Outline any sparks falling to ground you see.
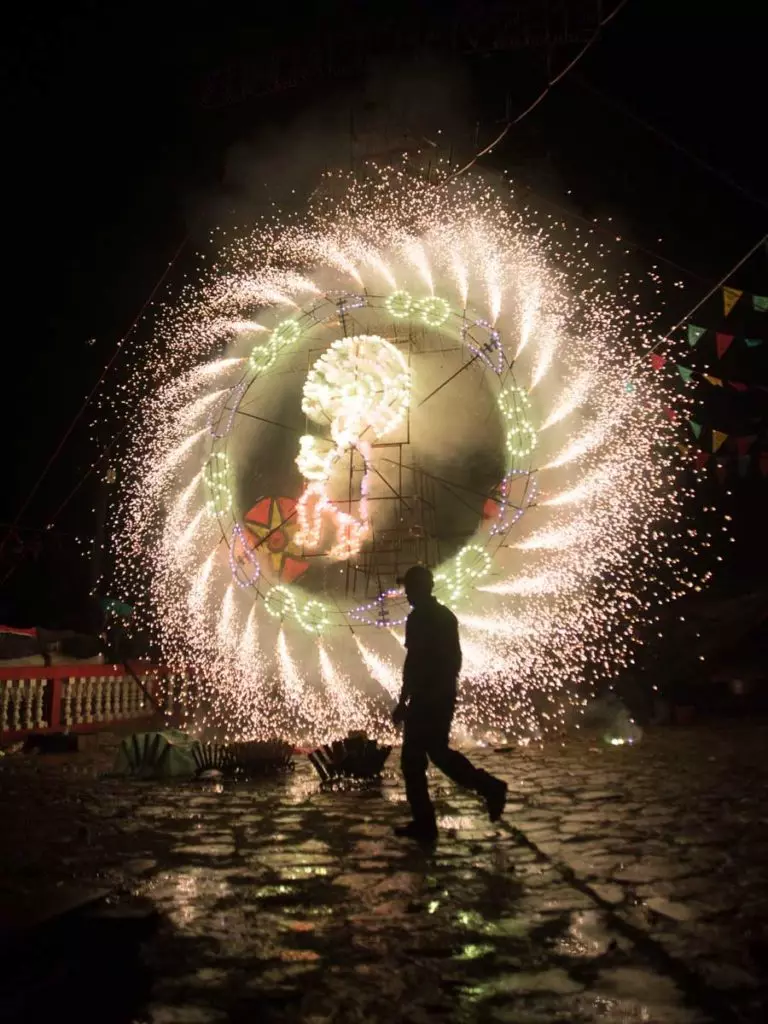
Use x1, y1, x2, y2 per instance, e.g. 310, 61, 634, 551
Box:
112, 163, 717, 745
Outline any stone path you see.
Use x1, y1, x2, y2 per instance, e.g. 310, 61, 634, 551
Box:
2, 724, 768, 1022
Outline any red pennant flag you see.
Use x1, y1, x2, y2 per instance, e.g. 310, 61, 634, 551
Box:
694, 451, 710, 470
760, 452, 768, 477
650, 353, 666, 370
736, 435, 757, 457
728, 380, 748, 392
663, 406, 678, 423
716, 333, 734, 358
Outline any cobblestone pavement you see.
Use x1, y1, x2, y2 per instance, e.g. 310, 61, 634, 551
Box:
2, 723, 768, 1023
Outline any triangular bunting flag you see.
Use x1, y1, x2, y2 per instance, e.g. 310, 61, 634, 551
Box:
694, 450, 710, 470
712, 429, 728, 453
664, 406, 678, 423
689, 420, 702, 438
753, 295, 768, 313
650, 353, 666, 370
736, 435, 757, 457
676, 364, 694, 383
687, 324, 706, 347
738, 455, 751, 477
723, 286, 743, 316
704, 374, 723, 386
745, 337, 764, 347
760, 452, 768, 477
728, 380, 748, 391
715, 333, 734, 358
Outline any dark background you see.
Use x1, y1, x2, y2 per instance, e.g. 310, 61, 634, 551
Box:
2, 0, 767, 628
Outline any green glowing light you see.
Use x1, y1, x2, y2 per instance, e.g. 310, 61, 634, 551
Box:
204, 452, 232, 515
272, 318, 302, 347
385, 290, 414, 319
249, 318, 302, 375
418, 295, 451, 327
458, 943, 495, 960
499, 383, 537, 458
264, 584, 331, 636
249, 343, 276, 374
435, 544, 493, 606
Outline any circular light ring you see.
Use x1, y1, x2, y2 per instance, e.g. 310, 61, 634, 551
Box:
248, 317, 303, 374
417, 295, 451, 327
384, 290, 414, 318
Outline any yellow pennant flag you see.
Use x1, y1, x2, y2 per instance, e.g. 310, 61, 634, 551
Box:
712, 430, 728, 453
723, 286, 743, 316
704, 374, 723, 386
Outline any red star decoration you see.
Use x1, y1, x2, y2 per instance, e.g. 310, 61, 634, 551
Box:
243, 496, 310, 584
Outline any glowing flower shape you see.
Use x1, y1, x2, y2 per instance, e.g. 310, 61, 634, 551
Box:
301, 334, 411, 448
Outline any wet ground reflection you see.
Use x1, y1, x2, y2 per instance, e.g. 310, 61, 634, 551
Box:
3, 729, 768, 1022
129, 760, 719, 1022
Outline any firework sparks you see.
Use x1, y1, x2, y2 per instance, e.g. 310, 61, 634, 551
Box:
111, 162, 717, 744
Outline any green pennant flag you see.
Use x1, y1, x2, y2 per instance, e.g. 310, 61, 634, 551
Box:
677, 365, 694, 383
690, 420, 703, 439
687, 324, 706, 347
745, 337, 764, 348
753, 295, 768, 313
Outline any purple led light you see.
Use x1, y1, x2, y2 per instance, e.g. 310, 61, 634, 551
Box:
229, 522, 261, 587
463, 319, 504, 375
209, 379, 248, 439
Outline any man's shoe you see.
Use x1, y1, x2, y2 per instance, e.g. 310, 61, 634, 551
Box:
394, 821, 438, 843
485, 778, 508, 822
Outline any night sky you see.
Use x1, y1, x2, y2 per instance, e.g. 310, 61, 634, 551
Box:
3, 0, 767, 627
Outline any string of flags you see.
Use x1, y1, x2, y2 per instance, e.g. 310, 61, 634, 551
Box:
666, 249, 768, 481
721, 286, 768, 317
686, 421, 762, 454
649, 352, 767, 393
679, 444, 768, 479
687, 324, 764, 352
675, 362, 768, 393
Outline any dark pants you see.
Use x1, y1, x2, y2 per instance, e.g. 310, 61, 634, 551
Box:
401, 705, 497, 829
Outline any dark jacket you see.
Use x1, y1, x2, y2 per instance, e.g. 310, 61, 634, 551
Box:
401, 597, 462, 713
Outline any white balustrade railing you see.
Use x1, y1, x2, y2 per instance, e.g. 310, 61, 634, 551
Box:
0, 678, 49, 733
61, 673, 151, 727
0, 665, 163, 738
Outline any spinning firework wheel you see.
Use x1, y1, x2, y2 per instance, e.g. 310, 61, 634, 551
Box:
120, 168, 711, 744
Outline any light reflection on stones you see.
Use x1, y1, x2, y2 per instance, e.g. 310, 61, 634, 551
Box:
7, 734, 764, 1022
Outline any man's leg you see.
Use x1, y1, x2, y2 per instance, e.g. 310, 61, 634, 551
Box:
426, 722, 507, 822
400, 720, 437, 835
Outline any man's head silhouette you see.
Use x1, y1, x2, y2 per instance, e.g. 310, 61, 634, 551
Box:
398, 565, 434, 607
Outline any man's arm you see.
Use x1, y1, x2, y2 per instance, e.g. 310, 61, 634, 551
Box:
449, 612, 462, 679
392, 615, 415, 723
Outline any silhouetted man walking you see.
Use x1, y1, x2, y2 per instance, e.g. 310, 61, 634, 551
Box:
392, 565, 507, 842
